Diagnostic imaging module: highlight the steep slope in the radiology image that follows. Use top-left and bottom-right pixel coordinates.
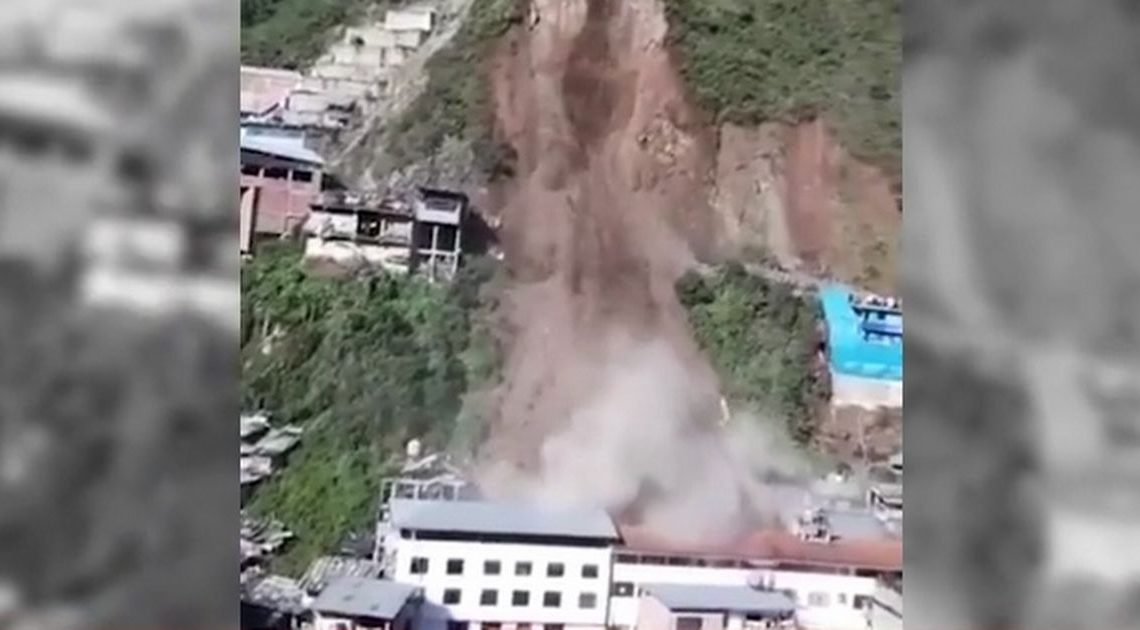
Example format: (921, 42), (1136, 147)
(473, 0), (814, 542)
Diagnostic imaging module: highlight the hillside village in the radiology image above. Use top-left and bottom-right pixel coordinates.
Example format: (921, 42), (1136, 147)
(239, 1), (902, 630)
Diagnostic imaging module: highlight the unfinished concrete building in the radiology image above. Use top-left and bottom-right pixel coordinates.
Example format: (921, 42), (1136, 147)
(303, 189), (415, 274)
(412, 187), (465, 281)
(302, 187), (466, 280)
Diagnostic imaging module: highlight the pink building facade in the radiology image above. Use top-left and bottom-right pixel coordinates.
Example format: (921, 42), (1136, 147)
(240, 134), (324, 252)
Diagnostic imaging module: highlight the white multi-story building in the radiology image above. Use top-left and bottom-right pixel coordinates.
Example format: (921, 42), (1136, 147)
(609, 509), (901, 630)
(383, 499), (620, 630)
(369, 470), (902, 630)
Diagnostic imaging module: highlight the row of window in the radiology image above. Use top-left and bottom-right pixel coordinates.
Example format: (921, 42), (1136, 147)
(440, 588), (598, 610)
(241, 163), (315, 182)
(411, 558), (600, 579)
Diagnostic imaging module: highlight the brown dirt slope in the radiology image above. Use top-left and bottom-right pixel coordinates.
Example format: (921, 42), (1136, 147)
(711, 119), (900, 294)
(476, 0), (901, 482)
(479, 0), (722, 479)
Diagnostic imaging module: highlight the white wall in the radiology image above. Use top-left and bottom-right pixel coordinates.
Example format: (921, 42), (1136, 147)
(610, 562), (877, 630)
(830, 373), (903, 409)
(390, 538), (613, 629)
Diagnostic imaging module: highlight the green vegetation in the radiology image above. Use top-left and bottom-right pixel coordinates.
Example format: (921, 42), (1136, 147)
(385, 0), (523, 172)
(241, 245), (501, 574)
(663, 0), (900, 171)
(241, 0), (378, 69)
(676, 264), (826, 445)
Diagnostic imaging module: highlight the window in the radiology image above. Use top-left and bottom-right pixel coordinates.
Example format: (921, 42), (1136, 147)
(544, 626), (564, 630)
(515, 561), (532, 576)
(546, 562), (565, 578)
(542, 591), (561, 608)
(578, 592), (597, 609)
(446, 558), (464, 575)
(516, 625), (531, 630)
(484, 560), (501, 575)
(482, 624), (502, 630)
(263, 166), (289, 180)
(612, 582), (634, 597)
(837, 593), (849, 606)
(241, 164), (260, 176)
(853, 595), (871, 610)
(443, 588), (461, 605)
(807, 592), (830, 607)
(446, 622), (468, 630)
(511, 590), (530, 606)
(409, 557), (429, 574)
(581, 564), (599, 578)
(480, 589), (498, 606)
(676, 617), (703, 630)
(292, 170), (313, 183)
(782, 589), (798, 604)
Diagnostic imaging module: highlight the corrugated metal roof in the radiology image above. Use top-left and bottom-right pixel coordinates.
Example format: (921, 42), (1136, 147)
(643, 583), (795, 614)
(311, 577), (419, 620)
(240, 133), (324, 166)
(389, 499), (619, 540)
(299, 556), (385, 594)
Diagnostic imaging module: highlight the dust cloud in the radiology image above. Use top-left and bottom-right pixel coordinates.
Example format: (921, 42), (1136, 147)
(481, 335), (814, 543)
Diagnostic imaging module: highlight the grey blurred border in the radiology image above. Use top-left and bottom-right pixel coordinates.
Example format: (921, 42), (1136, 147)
(905, 0), (1140, 628)
(0, 0), (238, 628)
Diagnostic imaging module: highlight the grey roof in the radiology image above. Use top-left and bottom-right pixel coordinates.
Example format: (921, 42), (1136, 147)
(311, 577), (420, 620)
(389, 499), (618, 540)
(824, 509), (892, 540)
(241, 413), (271, 440)
(245, 575), (307, 615)
(643, 584), (796, 614)
(299, 556), (385, 594)
(241, 133), (324, 166)
(254, 426), (303, 456)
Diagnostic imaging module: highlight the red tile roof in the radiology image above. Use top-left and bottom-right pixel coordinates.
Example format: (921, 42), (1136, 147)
(617, 523), (902, 573)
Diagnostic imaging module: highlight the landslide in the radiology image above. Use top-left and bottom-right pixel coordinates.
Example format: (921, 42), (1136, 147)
(477, 0), (722, 475)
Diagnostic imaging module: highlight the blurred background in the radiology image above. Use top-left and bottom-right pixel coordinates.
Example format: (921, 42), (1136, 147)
(0, 0), (237, 628)
(904, 0), (1140, 628)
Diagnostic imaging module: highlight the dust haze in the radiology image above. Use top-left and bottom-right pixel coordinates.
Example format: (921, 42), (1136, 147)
(481, 334), (814, 543)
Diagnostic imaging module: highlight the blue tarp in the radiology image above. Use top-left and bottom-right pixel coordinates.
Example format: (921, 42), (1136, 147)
(818, 284), (903, 381)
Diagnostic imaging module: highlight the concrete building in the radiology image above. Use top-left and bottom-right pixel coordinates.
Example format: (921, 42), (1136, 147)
(635, 584), (796, 630)
(413, 188), (466, 281)
(311, 577), (423, 630)
(302, 187), (467, 280)
(612, 509), (901, 630)
(240, 133), (324, 251)
(304, 190), (416, 274)
(382, 499), (619, 630)
(240, 66), (302, 121)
